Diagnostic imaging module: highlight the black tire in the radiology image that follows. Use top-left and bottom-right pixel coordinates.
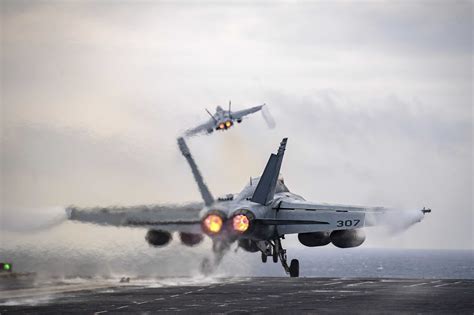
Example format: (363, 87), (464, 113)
(289, 259), (299, 278)
(273, 250), (278, 263)
(261, 252), (267, 263)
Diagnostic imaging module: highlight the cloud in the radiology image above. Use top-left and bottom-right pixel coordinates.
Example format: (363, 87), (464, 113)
(1, 1), (472, 251)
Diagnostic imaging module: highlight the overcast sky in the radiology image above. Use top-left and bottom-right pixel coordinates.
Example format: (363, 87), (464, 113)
(1, 1), (472, 250)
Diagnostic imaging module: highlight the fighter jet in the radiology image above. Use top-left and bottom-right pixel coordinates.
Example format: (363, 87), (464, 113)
(184, 101), (273, 137)
(66, 138), (430, 277)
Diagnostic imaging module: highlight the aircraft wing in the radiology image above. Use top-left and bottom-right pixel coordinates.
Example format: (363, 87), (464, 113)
(272, 200), (428, 235)
(184, 119), (215, 137)
(232, 104), (264, 120)
(66, 203), (204, 234)
(277, 200), (367, 212)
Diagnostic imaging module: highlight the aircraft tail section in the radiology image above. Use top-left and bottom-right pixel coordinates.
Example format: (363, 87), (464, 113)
(177, 137), (214, 206)
(251, 138), (288, 205)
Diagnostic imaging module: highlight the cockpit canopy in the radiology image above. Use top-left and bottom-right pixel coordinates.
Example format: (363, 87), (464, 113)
(236, 175), (289, 201)
(249, 176), (288, 193)
(217, 194), (234, 202)
(276, 176), (290, 193)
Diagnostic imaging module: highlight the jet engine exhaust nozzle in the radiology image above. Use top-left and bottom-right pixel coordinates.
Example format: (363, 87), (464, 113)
(216, 120), (233, 130)
(232, 214), (250, 233)
(230, 209), (256, 235)
(202, 213), (225, 235)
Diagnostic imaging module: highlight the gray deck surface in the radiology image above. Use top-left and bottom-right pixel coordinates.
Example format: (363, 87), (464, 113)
(1, 277), (473, 314)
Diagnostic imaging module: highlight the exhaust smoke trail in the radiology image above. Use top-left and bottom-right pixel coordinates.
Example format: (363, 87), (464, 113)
(1, 206), (67, 233)
(0, 206), (253, 279)
(366, 208), (426, 236)
(261, 105), (276, 129)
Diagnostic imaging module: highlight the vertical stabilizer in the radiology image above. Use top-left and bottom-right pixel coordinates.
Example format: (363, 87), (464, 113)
(205, 109), (217, 123)
(177, 137), (214, 206)
(251, 138), (288, 205)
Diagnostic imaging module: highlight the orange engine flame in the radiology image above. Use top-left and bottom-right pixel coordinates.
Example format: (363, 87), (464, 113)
(218, 123), (225, 129)
(203, 214), (223, 234)
(232, 214), (250, 233)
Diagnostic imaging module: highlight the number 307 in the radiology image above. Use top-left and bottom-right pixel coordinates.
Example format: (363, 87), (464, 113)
(336, 219), (360, 227)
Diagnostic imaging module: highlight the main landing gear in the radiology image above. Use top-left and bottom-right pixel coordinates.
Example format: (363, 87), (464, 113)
(259, 237), (299, 277)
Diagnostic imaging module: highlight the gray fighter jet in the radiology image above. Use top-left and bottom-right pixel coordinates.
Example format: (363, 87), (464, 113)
(184, 101), (271, 137)
(67, 138), (430, 277)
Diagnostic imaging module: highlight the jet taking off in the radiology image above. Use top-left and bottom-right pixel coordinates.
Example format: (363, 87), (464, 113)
(67, 138), (430, 277)
(184, 101), (274, 137)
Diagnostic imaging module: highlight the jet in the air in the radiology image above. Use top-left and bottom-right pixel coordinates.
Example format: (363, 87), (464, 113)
(184, 101), (273, 137)
(66, 138), (430, 277)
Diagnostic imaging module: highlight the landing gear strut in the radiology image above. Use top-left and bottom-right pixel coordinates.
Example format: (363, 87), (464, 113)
(259, 237), (299, 277)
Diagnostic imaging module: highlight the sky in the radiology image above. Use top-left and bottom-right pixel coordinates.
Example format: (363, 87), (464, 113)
(1, 0), (472, 251)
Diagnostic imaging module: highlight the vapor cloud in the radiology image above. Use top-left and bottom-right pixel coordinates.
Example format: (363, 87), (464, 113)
(1, 1), (472, 253)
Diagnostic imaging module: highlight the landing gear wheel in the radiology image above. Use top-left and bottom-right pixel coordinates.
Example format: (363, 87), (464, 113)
(289, 259), (299, 278)
(261, 252), (267, 263)
(272, 249), (278, 263)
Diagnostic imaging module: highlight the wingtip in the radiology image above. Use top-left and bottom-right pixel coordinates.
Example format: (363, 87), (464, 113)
(421, 207), (431, 214)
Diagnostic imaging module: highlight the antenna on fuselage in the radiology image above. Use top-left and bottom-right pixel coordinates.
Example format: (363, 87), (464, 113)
(229, 100), (232, 118)
(205, 108), (217, 123)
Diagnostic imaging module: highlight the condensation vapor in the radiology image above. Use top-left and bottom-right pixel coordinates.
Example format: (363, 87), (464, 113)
(366, 208), (426, 236)
(261, 105), (276, 129)
(0, 206), (258, 279)
(1, 206), (67, 233)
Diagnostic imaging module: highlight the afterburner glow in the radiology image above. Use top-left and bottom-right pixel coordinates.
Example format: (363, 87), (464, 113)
(203, 214), (223, 234)
(232, 214), (250, 233)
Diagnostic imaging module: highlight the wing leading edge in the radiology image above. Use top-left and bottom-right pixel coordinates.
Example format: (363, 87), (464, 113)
(270, 199), (429, 235)
(231, 104), (264, 120)
(66, 203), (203, 234)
